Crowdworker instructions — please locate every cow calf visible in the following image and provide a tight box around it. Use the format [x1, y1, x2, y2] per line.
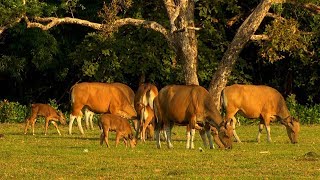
[24, 103, 66, 135]
[100, 114, 137, 148]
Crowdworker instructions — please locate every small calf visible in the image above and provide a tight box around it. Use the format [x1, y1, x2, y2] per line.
[99, 114, 137, 148]
[24, 103, 66, 135]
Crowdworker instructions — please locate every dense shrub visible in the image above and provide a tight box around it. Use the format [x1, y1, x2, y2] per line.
[286, 94, 320, 124]
[0, 100, 28, 123]
[1, 94, 320, 124]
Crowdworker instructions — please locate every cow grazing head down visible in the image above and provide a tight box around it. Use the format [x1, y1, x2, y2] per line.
[128, 134, 137, 148]
[282, 117, 300, 144]
[58, 111, 67, 125]
[217, 120, 234, 149]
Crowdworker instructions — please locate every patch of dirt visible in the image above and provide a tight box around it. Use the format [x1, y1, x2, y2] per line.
[298, 151, 320, 161]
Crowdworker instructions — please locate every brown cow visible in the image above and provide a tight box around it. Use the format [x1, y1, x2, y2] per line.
[154, 85, 234, 149]
[69, 82, 137, 135]
[134, 83, 158, 141]
[99, 114, 137, 148]
[81, 82, 137, 132]
[24, 103, 66, 135]
[221, 84, 300, 143]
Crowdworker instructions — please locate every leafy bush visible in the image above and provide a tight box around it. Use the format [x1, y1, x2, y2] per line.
[0, 100, 28, 123]
[286, 94, 320, 124]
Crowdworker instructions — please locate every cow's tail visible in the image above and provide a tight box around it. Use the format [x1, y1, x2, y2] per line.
[220, 89, 227, 115]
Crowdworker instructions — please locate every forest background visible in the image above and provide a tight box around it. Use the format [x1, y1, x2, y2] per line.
[1, 0, 320, 124]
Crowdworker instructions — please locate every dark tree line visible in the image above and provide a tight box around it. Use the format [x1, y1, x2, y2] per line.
[0, 0, 320, 110]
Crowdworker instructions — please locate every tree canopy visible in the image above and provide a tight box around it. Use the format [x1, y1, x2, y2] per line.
[1, 0, 320, 108]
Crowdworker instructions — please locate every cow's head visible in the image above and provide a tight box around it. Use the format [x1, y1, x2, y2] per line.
[217, 119, 234, 149]
[282, 117, 300, 144]
[129, 134, 137, 148]
[58, 111, 67, 125]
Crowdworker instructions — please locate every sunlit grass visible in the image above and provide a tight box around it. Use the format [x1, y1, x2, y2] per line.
[0, 123, 319, 179]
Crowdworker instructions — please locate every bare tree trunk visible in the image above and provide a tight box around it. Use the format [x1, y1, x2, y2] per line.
[208, 0, 274, 108]
[173, 1, 199, 85]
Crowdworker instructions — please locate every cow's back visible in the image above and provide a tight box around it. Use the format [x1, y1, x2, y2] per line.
[32, 103, 56, 117]
[157, 85, 209, 124]
[71, 82, 136, 117]
[223, 84, 289, 118]
[113, 83, 135, 104]
[134, 83, 158, 110]
[101, 114, 132, 133]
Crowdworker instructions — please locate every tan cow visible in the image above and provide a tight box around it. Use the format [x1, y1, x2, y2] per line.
[154, 85, 234, 149]
[69, 82, 137, 135]
[81, 82, 137, 132]
[134, 83, 158, 141]
[99, 113, 137, 148]
[24, 103, 66, 135]
[221, 84, 300, 143]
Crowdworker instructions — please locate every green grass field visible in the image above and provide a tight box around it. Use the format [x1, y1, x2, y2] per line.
[0, 123, 319, 179]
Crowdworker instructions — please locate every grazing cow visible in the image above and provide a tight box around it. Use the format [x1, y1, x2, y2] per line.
[82, 82, 137, 131]
[24, 103, 66, 135]
[69, 82, 137, 135]
[99, 113, 137, 148]
[154, 85, 234, 149]
[134, 83, 158, 141]
[221, 84, 300, 143]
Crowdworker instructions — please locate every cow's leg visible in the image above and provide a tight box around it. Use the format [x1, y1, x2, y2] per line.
[199, 129, 208, 148]
[84, 109, 94, 130]
[84, 110, 90, 130]
[165, 124, 173, 149]
[89, 113, 94, 130]
[147, 124, 155, 140]
[190, 128, 196, 149]
[115, 132, 121, 147]
[27, 113, 38, 135]
[155, 127, 161, 149]
[262, 115, 272, 142]
[204, 124, 215, 149]
[231, 117, 242, 143]
[76, 116, 84, 135]
[31, 118, 37, 135]
[123, 137, 128, 148]
[51, 121, 61, 135]
[225, 109, 242, 142]
[69, 114, 76, 134]
[105, 130, 110, 147]
[44, 118, 50, 135]
[257, 120, 265, 143]
[24, 118, 30, 134]
[100, 132, 104, 145]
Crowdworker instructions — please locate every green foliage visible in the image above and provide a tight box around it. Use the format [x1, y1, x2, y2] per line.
[0, 55, 26, 80]
[69, 30, 179, 86]
[0, 100, 28, 123]
[0, 0, 24, 26]
[260, 18, 309, 62]
[287, 94, 320, 124]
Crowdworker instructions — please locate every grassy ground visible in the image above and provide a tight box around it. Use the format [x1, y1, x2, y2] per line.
[0, 122, 319, 179]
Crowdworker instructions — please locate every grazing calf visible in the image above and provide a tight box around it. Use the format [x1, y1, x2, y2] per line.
[100, 114, 137, 148]
[24, 103, 66, 135]
[221, 84, 300, 143]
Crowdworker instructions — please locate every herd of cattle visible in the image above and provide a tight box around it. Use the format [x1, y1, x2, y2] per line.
[23, 82, 301, 149]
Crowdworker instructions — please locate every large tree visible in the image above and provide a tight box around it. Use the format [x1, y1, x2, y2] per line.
[1, 0, 319, 105]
